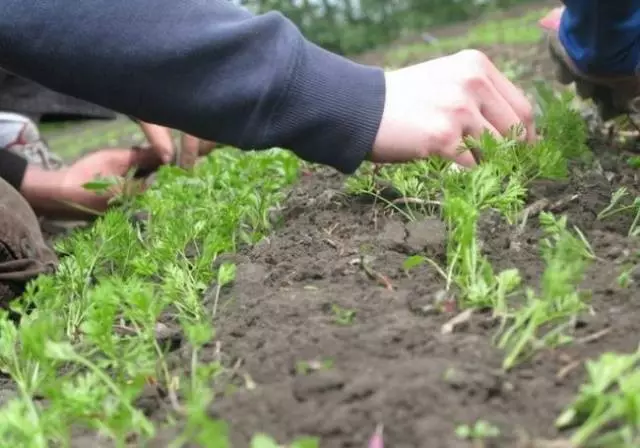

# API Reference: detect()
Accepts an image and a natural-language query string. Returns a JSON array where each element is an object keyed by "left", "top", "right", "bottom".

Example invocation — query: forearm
[
  {"left": 0, "top": 150, "right": 71, "bottom": 218},
  {"left": 0, "top": 0, "right": 385, "bottom": 173},
  {"left": 560, "top": 1, "right": 640, "bottom": 74}
]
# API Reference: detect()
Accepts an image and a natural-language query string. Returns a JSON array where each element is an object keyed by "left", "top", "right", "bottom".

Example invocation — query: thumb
[{"left": 538, "top": 7, "right": 563, "bottom": 31}]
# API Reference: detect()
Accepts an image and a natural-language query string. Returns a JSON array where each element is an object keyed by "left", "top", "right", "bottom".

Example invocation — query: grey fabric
[
  {"left": 0, "top": 111, "right": 64, "bottom": 169},
  {"left": 0, "top": 68, "right": 117, "bottom": 122},
  {"left": 0, "top": 111, "right": 32, "bottom": 148}
]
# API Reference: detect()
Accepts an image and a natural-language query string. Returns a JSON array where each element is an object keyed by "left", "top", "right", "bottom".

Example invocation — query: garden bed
[{"left": 3, "top": 5, "right": 640, "bottom": 447}]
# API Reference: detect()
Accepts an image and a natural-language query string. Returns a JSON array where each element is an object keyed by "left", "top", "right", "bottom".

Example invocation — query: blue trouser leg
[{"left": 559, "top": 1, "right": 640, "bottom": 75}]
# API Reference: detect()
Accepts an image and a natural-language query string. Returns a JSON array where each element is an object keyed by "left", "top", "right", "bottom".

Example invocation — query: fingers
[
  {"left": 139, "top": 121, "right": 175, "bottom": 164},
  {"left": 198, "top": 139, "right": 217, "bottom": 156},
  {"left": 455, "top": 110, "right": 502, "bottom": 167},
  {"left": 435, "top": 105, "right": 502, "bottom": 168},
  {"left": 373, "top": 50, "right": 537, "bottom": 168},
  {"left": 181, "top": 133, "right": 200, "bottom": 154},
  {"left": 477, "top": 78, "right": 529, "bottom": 140},
  {"left": 431, "top": 53, "right": 535, "bottom": 166},
  {"left": 480, "top": 57, "right": 536, "bottom": 142}
]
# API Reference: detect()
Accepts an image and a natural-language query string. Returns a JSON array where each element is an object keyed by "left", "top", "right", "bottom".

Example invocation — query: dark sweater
[{"left": 0, "top": 0, "right": 387, "bottom": 189}]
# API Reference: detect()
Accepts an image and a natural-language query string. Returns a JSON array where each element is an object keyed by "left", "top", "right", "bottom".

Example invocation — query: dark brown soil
[{"left": 140, "top": 132, "right": 640, "bottom": 448}]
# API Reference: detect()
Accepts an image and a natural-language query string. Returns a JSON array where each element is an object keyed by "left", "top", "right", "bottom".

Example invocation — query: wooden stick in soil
[
  {"left": 556, "top": 359, "right": 582, "bottom": 381},
  {"left": 514, "top": 195, "right": 580, "bottom": 239},
  {"left": 390, "top": 197, "right": 442, "bottom": 208},
  {"left": 577, "top": 327, "right": 611, "bottom": 344}
]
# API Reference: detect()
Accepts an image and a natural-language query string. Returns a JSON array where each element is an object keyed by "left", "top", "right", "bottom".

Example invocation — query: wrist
[{"left": 261, "top": 38, "right": 386, "bottom": 174}]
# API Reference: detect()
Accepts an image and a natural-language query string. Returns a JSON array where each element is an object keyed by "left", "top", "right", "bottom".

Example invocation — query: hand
[
  {"left": 137, "top": 121, "right": 175, "bottom": 164},
  {"left": 21, "top": 146, "right": 162, "bottom": 220},
  {"left": 179, "top": 133, "right": 217, "bottom": 169},
  {"left": 371, "top": 50, "right": 536, "bottom": 167},
  {"left": 60, "top": 146, "right": 162, "bottom": 210},
  {"left": 138, "top": 120, "right": 217, "bottom": 168}
]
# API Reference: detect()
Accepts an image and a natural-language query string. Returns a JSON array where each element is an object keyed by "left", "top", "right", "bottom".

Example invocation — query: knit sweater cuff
[{"left": 265, "top": 40, "right": 386, "bottom": 174}]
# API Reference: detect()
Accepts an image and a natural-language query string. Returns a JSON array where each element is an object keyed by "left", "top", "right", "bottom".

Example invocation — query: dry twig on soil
[{"left": 358, "top": 255, "right": 394, "bottom": 290}]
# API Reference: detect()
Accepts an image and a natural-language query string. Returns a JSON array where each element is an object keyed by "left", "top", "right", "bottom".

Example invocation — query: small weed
[
  {"left": 402, "top": 254, "right": 426, "bottom": 273},
  {"left": 627, "top": 156, "right": 640, "bottom": 169},
  {"left": 598, "top": 187, "right": 640, "bottom": 237},
  {"left": 557, "top": 347, "right": 640, "bottom": 447},
  {"left": 330, "top": 304, "right": 356, "bottom": 326},
  {"left": 617, "top": 266, "right": 634, "bottom": 289},
  {"left": 251, "top": 433, "right": 319, "bottom": 448},
  {"left": 455, "top": 420, "right": 501, "bottom": 441},
  {"left": 495, "top": 213, "right": 594, "bottom": 370}
]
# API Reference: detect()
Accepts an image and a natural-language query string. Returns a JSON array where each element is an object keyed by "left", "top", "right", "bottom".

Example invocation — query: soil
[
  {"left": 145, "top": 134, "right": 640, "bottom": 448},
  {"left": 26, "top": 3, "right": 640, "bottom": 447}
]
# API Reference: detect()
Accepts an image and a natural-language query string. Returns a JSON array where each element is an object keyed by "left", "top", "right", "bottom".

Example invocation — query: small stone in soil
[
  {"left": 378, "top": 221, "right": 406, "bottom": 249},
  {"left": 405, "top": 218, "right": 446, "bottom": 253}
]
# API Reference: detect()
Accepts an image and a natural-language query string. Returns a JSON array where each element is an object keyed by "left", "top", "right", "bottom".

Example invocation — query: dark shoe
[{"left": 0, "top": 177, "right": 59, "bottom": 307}]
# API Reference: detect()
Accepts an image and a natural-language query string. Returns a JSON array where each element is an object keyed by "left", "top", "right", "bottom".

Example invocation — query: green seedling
[
  {"left": 441, "top": 155, "right": 526, "bottom": 307},
  {"left": 402, "top": 255, "right": 426, "bottom": 273},
  {"left": 617, "top": 266, "right": 634, "bottom": 289},
  {"left": 345, "top": 160, "right": 445, "bottom": 221},
  {"left": 212, "top": 262, "right": 237, "bottom": 318},
  {"left": 344, "top": 166, "right": 377, "bottom": 197},
  {"left": 347, "top": 80, "right": 592, "bottom": 374},
  {"left": 598, "top": 187, "right": 640, "bottom": 237},
  {"left": 627, "top": 156, "right": 640, "bottom": 169},
  {"left": 455, "top": 420, "right": 501, "bottom": 441},
  {"left": 330, "top": 304, "right": 356, "bottom": 326},
  {"left": 251, "top": 433, "right": 319, "bottom": 448},
  {"left": 533, "top": 80, "right": 591, "bottom": 169},
  {"left": 496, "top": 212, "right": 594, "bottom": 370},
  {"left": 557, "top": 347, "right": 640, "bottom": 447}
]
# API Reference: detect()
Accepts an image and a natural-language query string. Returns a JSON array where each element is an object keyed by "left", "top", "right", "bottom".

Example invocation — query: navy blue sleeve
[{"left": 0, "top": 0, "right": 385, "bottom": 173}]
